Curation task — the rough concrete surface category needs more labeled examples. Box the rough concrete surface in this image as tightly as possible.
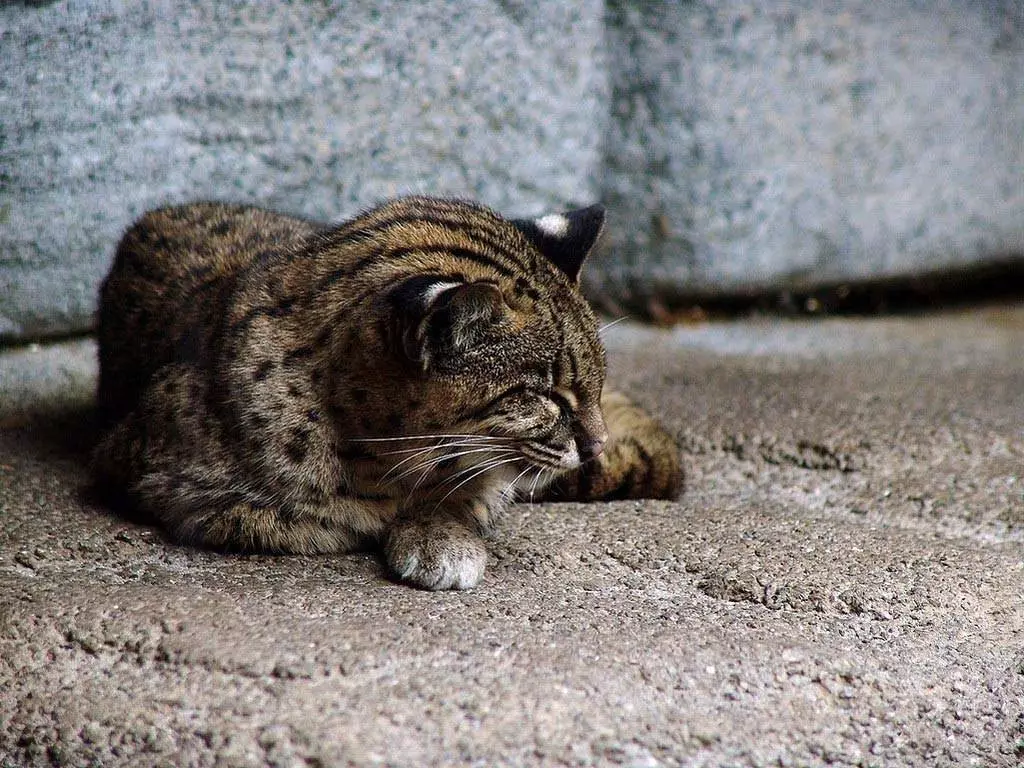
[1,308,1023,767]
[4,1,1023,341]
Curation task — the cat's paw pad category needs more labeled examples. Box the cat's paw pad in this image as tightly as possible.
[384,519,487,590]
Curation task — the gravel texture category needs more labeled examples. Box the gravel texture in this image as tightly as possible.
[2,308,1023,766]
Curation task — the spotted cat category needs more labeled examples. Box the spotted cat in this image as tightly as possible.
[92,197,682,589]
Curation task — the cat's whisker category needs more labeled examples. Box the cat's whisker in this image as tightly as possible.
[599,316,629,334]
[431,453,516,490]
[376,440,502,480]
[374,440,503,458]
[374,443,448,478]
[385,446,517,486]
[528,467,546,505]
[502,466,534,502]
[432,457,522,510]
[374,438,515,487]
[350,433,511,444]
[406,461,439,502]
[402,449,517,505]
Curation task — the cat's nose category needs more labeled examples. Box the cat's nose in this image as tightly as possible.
[577,432,607,462]
[575,406,608,463]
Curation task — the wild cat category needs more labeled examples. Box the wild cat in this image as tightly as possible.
[92,196,682,589]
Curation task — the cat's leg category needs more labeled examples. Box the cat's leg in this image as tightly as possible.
[92,363,231,519]
[540,391,683,502]
[168,497,396,555]
[382,501,489,590]
[105,445,398,555]
[93,365,395,555]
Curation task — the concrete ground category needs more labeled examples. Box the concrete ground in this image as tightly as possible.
[1,307,1022,767]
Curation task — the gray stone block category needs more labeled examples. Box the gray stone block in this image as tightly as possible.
[592,0,1024,305]
[2,1,1023,341]
[0,0,606,340]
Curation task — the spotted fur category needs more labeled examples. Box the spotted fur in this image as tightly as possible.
[92,197,682,589]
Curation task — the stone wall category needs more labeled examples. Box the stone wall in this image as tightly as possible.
[2,0,1022,341]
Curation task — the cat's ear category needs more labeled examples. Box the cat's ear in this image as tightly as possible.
[511,204,605,283]
[434,281,505,345]
[384,276,506,370]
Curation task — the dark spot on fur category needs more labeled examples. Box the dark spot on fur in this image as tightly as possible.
[307,409,321,422]
[232,515,249,547]
[276,506,299,524]
[211,221,231,236]
[514,277,541,301]
[360,416,373,430]
[310,368,323,386]
[268,298,296,318]
[341,329,360,356]
[287,384,302,397]
[352,389,368,404]
[328,404,347,423]
[256,249,278,264]
[175,327,202,361]
[250,413,269,430]
[315,326,332,349]
[336,446,371,462]
[437,456,457,471]
[283,346,314,365]
[408,399,422,410]
[134,308,152,332]
[387,412,403,430]
[426,420,443,429]
[253,361,274,381]
[286,430,309,463]
[187,264,214,281]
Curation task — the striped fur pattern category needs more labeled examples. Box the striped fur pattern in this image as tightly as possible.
[92,197,682,589]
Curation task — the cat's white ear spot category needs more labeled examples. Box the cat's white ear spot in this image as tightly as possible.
[535,214,569,238]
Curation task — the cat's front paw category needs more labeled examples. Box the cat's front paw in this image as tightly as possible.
[383,517,487,590]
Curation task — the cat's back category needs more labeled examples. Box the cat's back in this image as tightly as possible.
[97,202,321,422]
[103,202,321,305]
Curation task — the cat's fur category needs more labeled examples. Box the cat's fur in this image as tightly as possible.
[92,196,682,589]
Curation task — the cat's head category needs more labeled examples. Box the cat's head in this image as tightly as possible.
[361,200,609,480]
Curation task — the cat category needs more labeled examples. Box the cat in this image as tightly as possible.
[92,196,683,589]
